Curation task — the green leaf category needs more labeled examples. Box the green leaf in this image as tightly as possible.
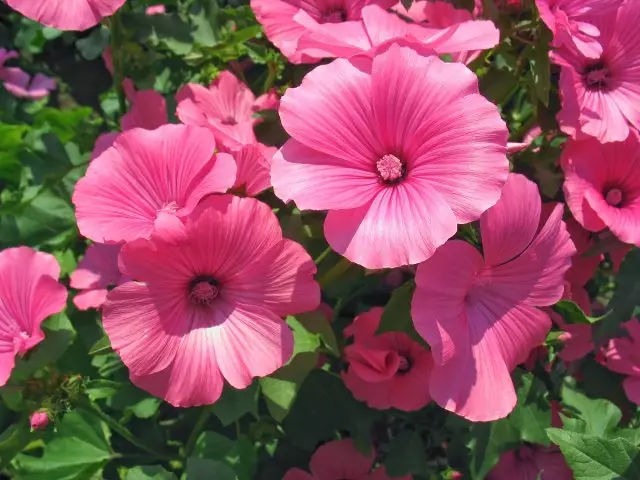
[286,316,321,355]
[466,420,520,479]
[0,423,31,470]
[125,466,176,480]
[76,27,109,60]
[530,26,552,106]
[547,429,640,480]
[554,300,603,324]
[260,352,318,422]
[193,432,256,480]
[561,380,622,436]
[14,411,112,480]
[507,371,551,445]
[212,383,259,426]
[377,280,425,345]
[296,311,339,356]
[34,107,94,144]
[384,430,428,476]
[186,459,236,480]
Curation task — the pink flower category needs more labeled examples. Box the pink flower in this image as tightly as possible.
[146,5,166,15]
[176,71,279,150]
[553,1,640,142]
[73,124,236,244]
[70,243,126,311]
[0,48,55,100]
[293,5,499,63]
[411,174,575,421]
[271,43,508,269]
[102,49,136,101]
[487,445,573,480]
[0,247,67,387]
[561,134,640,246]
[102,195,320,407]
[283,439,410,480]
[605,319,640,405]
[565,217,602,287]
[7,0,126,31]
[551,282,594,363]
[536,0,617,58]
[231,143,277,196]
[341,307,433,411]
[29,411,50,431]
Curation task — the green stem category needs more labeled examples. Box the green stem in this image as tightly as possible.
[263,61,277,92]
[78,402,169,459]
[184,406,213,459]
[109,12,127,117]
[314,246,332,265]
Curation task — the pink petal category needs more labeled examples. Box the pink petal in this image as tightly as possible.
[345,343,401,382]
[91,132,119,161]
[623,376,640,405]
[344,306,383,340]
[283,469,314,480]
[121,90,168,131]
[232,144,275,196]
[7,0,126,31]
[73,289,109,311]
[211,305,293,389]
[70,243,122,290]
[309,439,374,479]
[324,180,457,269]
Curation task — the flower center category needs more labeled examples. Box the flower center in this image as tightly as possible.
[397,355,412,374]
[13,330,31,355]
[321,9,347,23]
[221,116,237,126]
[605,187,623,206]
[584,61,611,91]
[189,276,219,306]
[376,154,405,184]
[159,201,179,214]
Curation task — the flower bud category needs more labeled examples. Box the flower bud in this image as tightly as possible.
[29,410,50,431]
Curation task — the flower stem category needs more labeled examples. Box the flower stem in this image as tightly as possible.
[109,11,127,117]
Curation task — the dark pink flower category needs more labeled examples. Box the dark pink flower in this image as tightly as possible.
[562,134,640,246]
[7,0,126,31]
[412,174,575,421]
[342,307,433,411]
[553,1,640,142]
[0,247,67,386]
[271,43,508,269]
[487,445,573,480]
[102,195,320,406]
[605,319,640,405]
[283,439,410,480]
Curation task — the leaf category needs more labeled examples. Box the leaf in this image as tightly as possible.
[466,420,520,479]
[546,429,640,480]
[286,316,321,355]
[561,380,622,437]
[377,280,425,345]
[194,432,256,480]
[384,430,428,476]
[0,124,28,184]
[186,459,236,480]
[260,352,318,422]
[530,26,552,106]
[507,371,551,445]
[125,466,176,480]
[0,423,31,470]
[34,107,94,144]
[212,383,259,426]
[76,27,109,60]
[296,311,339,356]
[14,411,112,480]
[554,300,603,325]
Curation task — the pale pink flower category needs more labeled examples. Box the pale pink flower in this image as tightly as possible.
[146,5,166,15]
[176,71,279,150]
[0,247,67,387]
[553,1,640,143]
[536,0,618,58]
[271,43,508,269]
[561,134,640,246]
[70,243,126,311]
[73,124,236,244]
[283,439,410,480]
[341,307,433,411]
[294,5,499,62]
[231,143,277,196]
[29,411,50,431]
[487,445,573,480]
[411,174,575,421]
[605,319,640,405]
[7,0,126,31]
[0,48,55,100]
[102,195,320,406]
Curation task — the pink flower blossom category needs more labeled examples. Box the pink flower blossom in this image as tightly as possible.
[0,49,55,100]
[70,243,127,311]
[536,0,617,58]
[271,43,508,269]
[74,124,236,244]
[553,1,640,142]
[411,174,575,421]
[283,439,410,480]
[146,5,166,15]
[565,217,602,287]
[561,134,640,246]
[341,307,433,411]
[176,71,279,150]
[487,445,573,480]
[0,247,67,387]
[7,0,126,31]
[231,143,277,196]
[550,282,594,363]
[29,411,50,431]
[102,195,320,407]
[605,319,640,405]
[102,49,136,101]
